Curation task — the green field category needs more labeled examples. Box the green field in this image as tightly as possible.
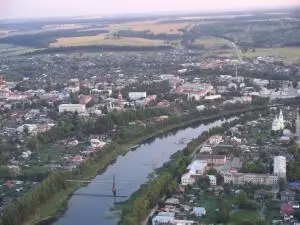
[243,47,300,63]
[50,35,168,47]
[194,37,230,48]
[230,210,261,224]
[0,44,38,56]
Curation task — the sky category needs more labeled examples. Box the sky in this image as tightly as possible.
[1,0,300,20]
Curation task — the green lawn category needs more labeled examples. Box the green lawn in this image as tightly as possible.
[192,194,219,224]
[23,186,77,225]
[243,47,300,63]
[194,37,230,48]
[230,210,260,224]
[0,44,38,56]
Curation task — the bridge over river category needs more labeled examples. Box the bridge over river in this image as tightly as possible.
[53,116,236,225]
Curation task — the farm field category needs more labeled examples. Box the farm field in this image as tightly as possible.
[0,44,38,56]
[42,23,87,31]
[107,20,188,34]
[50,35,167,47]
[243,47,300,63]
[194,37,230,48]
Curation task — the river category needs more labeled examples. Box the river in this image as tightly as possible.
[54,117,233,225]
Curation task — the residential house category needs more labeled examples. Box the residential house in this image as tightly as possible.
[192,207,206,217]
[90,139,106,148]
[207,175,217,186]
[152,212,175,225]
[208,135,223,145]
[281,190,296,202]
[197,154,227,166]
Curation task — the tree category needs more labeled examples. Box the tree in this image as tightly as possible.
[23,125,29,136]
[279,178,286,192]
[238,191,248,209]
[218,199,231,224]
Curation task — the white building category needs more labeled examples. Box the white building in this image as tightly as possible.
[207,175,217,186]
[204,95,222,100]
[208,135,223,145]
[272,110,285,131]
[274,156,286,178]
[16,124,37,134]
[196,105,206,111]
[128,92,147,100]
[58,104,86,113]
[90,139,106,148]
[187,160,207,175]
[223,173,279,185]
[181,172,196,186]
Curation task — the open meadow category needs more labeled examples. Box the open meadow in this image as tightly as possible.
[243,47,300,63]
[107,20,188,34]
[50,35,167,47]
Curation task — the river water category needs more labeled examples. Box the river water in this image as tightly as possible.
[54,118,232,225]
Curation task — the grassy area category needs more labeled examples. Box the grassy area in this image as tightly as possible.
[23,186,77,225]
[107,21,188,34]
[230,210,260,224]
[243,47,300,63]
[50,35,167,47]
[194,37,230,48]
[0,44,38,56]
[194,195,219,224]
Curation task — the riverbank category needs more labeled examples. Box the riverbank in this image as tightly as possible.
[117,109,263,225]
[20,105,269,225]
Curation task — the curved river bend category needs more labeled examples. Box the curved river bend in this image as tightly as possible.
[54,118,233,225]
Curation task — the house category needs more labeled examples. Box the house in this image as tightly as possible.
[16,124,37,134]
[207,175,217,186]
[78,95,92,105]
[128,92,147,100]
[165,198,180,206]
[196,105,205,111]
[200,145,212,154]
[90,139,106,148]
[223,173,279,185]
[192,207,206,217]
[197,154,227,166]
[281,202,294,216]
[187,160,208,175]
[181,172,196,186]
[21,151,32,159]
[208,135,223,145]
[230,137,242,145]
[281,191,296,202]
[68,139,79,146]
[152,212,175,225]
[72,155,84,163]
[58,104,86,113]
[204,95,222,100]
[280,136,291,145]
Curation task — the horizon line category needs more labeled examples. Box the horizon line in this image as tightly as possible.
[1,5,299,23]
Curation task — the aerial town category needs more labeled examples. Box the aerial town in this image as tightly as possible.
[1,5,300,225]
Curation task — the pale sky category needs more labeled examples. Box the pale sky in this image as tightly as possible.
[1,0,299,19]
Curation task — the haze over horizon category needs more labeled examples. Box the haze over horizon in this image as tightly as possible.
[1,0,300,20]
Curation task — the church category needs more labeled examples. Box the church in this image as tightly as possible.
[272,110,285,132]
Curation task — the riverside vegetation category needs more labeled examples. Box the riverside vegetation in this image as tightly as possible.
[117,110,264,225]
[0,103,269,225]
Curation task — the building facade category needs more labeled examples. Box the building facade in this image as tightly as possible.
[274,156,286,178]
[58,104,86,113]
[128,92,147,100]
[223,173,279,185]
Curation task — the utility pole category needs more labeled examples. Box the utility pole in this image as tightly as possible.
[112,174,116,199]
